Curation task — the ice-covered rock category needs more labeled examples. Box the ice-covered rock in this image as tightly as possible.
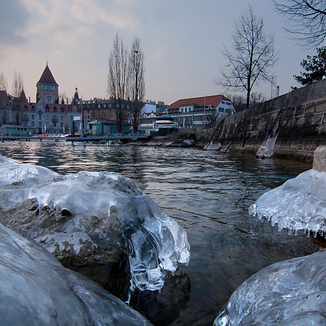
[214,249,326,326]
[0,156,190,292]
[0,222,152,325]
[249,169,326,237]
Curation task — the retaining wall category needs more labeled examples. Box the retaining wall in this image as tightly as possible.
[198,79,326,162]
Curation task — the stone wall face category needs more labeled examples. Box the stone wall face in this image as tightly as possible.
[202,79,326,162]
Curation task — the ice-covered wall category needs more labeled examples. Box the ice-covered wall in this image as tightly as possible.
[0,156,190,293]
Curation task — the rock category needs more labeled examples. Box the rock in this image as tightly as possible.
[313,145,326,172]
[0,156,190,293]
[0,222,152,326]
[214,250,326,326]
[0,198,126,267]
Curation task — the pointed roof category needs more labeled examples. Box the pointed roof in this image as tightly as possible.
[19,89,27,103]
[37,64,58,85]
[0,90,11,106]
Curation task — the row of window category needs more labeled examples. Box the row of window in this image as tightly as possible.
[24,107,65,113]
[23,121,64,128]
[23,114,65,120]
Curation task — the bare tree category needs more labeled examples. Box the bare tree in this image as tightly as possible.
[217,5,278,108]
[11,72,25,125]
[107,34,128,133]
[11,71,24,97]
[250,92,267,106]
[128,37,145,133]
[273,0,326,47]
[0,72,8,91]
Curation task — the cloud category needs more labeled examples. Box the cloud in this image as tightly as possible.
[70,0,139,30]
[0,0,30,46]
[19,0,140,46]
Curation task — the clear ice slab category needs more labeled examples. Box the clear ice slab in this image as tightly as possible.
[0,222,152,325]
[249,169,326,237]
[214,249,326,326]
[0,156,190,292]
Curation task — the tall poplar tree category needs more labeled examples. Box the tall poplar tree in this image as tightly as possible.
[128,37,145,133]
[107,34,128,134]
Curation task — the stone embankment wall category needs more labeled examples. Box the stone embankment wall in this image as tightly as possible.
[196,79,326,162]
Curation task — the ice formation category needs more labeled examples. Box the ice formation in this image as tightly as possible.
[256,135,278,158]
[214,249,326,326]
[249,169,326,237]
[0,222,152,325]
[0,156,190,292]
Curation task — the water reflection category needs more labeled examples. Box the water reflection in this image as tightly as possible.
[0,141,319,326]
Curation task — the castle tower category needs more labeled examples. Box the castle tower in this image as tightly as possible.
[36,64,59,104]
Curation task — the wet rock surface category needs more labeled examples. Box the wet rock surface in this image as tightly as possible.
[0,222,152,326]
[0,197,126,267]
[0,155,190,294]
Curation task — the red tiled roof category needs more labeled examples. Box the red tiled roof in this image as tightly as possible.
[37,65,58,85]
[168,95,230,111]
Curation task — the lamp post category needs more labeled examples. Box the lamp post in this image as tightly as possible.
[134,50,139,135]
[204,94,206,126]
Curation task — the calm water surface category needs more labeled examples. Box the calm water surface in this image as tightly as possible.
[0,141,321,326]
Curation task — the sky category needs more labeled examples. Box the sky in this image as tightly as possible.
[0,0,317,105]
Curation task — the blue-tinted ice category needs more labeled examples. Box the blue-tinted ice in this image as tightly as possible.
[214,250,326,326]
[214,169,326,326]
[0,222,152,325]
[0,156,190,292]
[249,169,326,237]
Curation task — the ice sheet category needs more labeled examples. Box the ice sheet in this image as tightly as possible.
[249,169,326,237]
[0,156,190,292]
[214,249,326,326]
[0,222,152,325]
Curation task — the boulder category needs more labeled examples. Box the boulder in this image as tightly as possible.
[0,222,152,325]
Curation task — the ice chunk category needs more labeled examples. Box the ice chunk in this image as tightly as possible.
[0,222,152,325]
[249,169,326,236]
[0,156,190,292]
[214,249,326,326]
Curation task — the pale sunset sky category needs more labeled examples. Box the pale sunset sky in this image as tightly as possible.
[0,0,316,105]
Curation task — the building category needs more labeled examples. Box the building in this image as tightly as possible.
[18,65,82,134]
[168,95,235,128]
[80,97,117,123]
[139,111,161,133]
[36,64,59,104]
[87,119,130,136]
[0,124,34,136]
[0,90,13,125]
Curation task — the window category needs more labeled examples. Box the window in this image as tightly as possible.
[32,121,34,127]
[38,122,42,127]
[61,108,64,112]
[46,115,49,120]
[219,107,224,112]
[53,122,56,127]
[31,114,34,120]
[61,116,63,121]
[39,114,42,120]
[46,95,53,103]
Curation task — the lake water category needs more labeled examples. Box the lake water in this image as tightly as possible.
[0,141,323,326]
